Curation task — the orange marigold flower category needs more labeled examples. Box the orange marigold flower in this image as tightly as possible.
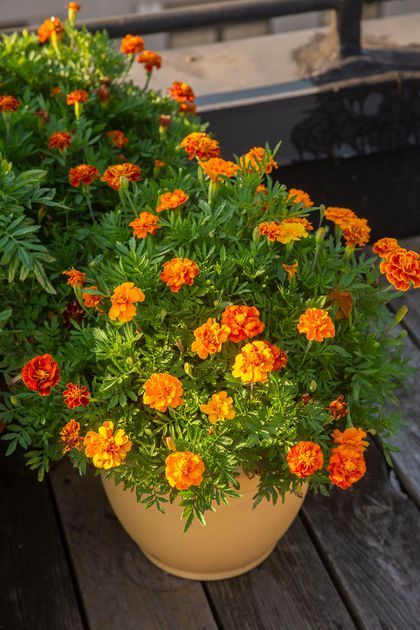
[328,395,348,420]
[297,308,335,342]
[66,90,88,105]
[154,159,165,169]
[259,221,283,241]
[62,268,86,288]
[160,258,199,293]
[69,164,100,187]
[84,421,132,469]
[242,147,278,174]
[287,441,324,478]
[109,282,145,323]
[256,184,267,195]
[68,2,81,10]
[0,95,20,112]
[82,286,103,312]
[342,217,371,248]
[283,216,313,231]
[327,444,366,489]
[263,342,288,371]
[372,237,399,258]
[21,354,60,396]
[102,163,142,190]
[168,81,195,103]
[156,189,189,213]
[48,131,72,151]
[120,34,144,55]
[283,262,299,280]
[143,373,183,412]
[60,419,83,453]
[37,17,64,43]
[198,157,239,182]
[137,50,162,72]
[221,305,264,343]
[165,451,204,490]
[232,340,275,384]
[63,383,90,409]
[179,102,197,115]
[106,130,129,148]
[180,132,220,161]
[379,248,420,291]
[326,287,353,320]
[191,318,230,359]
[324,207,357,228]
[277,221,308,244]
[332,427,369,451]
[50,86,62,97]
[200,391,236,423]
[129,212,160,239]
[287,188,314,208]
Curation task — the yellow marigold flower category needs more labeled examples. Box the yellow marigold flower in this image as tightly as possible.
[129,212,160,239]
[62,268,86,288]
[379,247,420,292]
[297,308,335,342]
[327,444,366,489]
[324,207,357,228]
[60,419,83,453]
[326,287,353,320]
[232,340,275,384]
[278,221,308,244]
[109,282,145,323]
[120,34,144,55]
[198,157,239,182]
[156,189,189,213]
[328,395,348,420]
[242,147,278,174]
[143,373,183,412]
[165,451,204,490]
[372,237,399,258]
[332,427,368,451]
[137,50,162,72]
[282,262,298,280]
[342,217,371,249]
[200,391,236,423]
[84,421,132,469]
[287,441,324,478]
[283,216,313,231]
[180,132,220,161]
[160,258,199,293]
[221,305,265,343]
[191,318,230,359]
[287,188,314,208]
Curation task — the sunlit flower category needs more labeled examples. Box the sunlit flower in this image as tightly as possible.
[221,305,265,343]
[60,419,83,453]
[191,318,230,359]
[84,421,132,469]
[109,282,145,323]
[180,132,220,161]
[324,207,357,228]
[232,340,275,384]
[49,131,72,151]
[69,164,100,187]
[282,262,299,280]
[332,427,368,451]
[0,95,20,112]
[198,157,239,182]
[242,147,278,174]
[327,444,366,489]
[200,391,236,423]
[287,441,324,478]
[137,50,162,72]
[160,258,199,293]
[168,81,195,102]
[287,188,314,208]
[106,130,128,148]
[120,34,144,55]
[165,451,204,489]
[342,217,371,248]
[62,268,86,288]
[63,383,90,409]
[37,17,64,43]
[326,287,353,320]
[66,89,88,105]
[372,237,400,258]
[283,216,313,231]
[156,189,189,213]
[129,212,160,239]
[82,286,103,312]
[143,373,183,412]
[297,308,335,342]
[328,395,348,420]
[379,248,420,291]
[102,163,142,190]
[21,354,60,396]
[276,221,308,244]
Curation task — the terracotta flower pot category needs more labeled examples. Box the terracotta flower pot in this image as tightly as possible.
[102,473,307,580]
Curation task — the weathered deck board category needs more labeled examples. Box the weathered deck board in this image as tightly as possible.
[49,461,218,630]
[0,450,84,630]
[204,517,355,630]
[302,441,420,630]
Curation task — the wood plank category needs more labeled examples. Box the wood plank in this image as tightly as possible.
[49,461,218,630]
[302,441,420,630]
[204,517,355,629]
[0,449,84,630]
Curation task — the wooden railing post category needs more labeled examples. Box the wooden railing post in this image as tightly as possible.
[337,0,363,58]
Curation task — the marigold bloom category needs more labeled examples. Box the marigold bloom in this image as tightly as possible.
[287,188,314,208]
[259,221,283,242]
[62,268,86,288]
[283,262,299,280]
[287,441,324,478]
[329,395,348,420]
[180,132,220,161]
[297,308,335,342]
[156,189,189,213]
[137,50,162,72]
[160,258,199,293]
[283,216,313,231]
[50,86,62,97]
[143,373,183,412]
[154,159,165,169]
[332,427,368,451]
[21,354,60,396]
[191,318,230,359]
[327,444,366,489]
[120,34,144,55]
[327,287,353,320]
[372,237,400,258]
[63,383,90,409]
[159,114,172,128]
[342,217,371,248]
[221,305,265,343]
[106,130,128,148]
[66,90,88,105]
[68,3,81,24]
[179,102,197,115]
[48,131,72,151]
[277,221,308,244]
[0,95,20,112]
[198,157,239,182]
[263,342,288,371]
[232,340,275,384]
[200,391,236,423]
[69,164,100,187]
[129,212,160,239]
[60,419,83,453]
[168,81,195,103]
[37,17,64,43]
[102,163,142,190]
[63,300,85,328]
[165,451,204,490]
[324,207,356,228]
[82,286,103,312]
[379,248,420,291]
[109,282,145,323]
[84,421,132,469]
[242,147,278,174]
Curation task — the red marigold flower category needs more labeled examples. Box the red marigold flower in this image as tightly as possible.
[49,131,72,151]
[63,300,85,328]
[297,308,335,342]
[379,247,420,291]
[69,164,100,187]
[137,50,162,72]
[0,95,20,112]
[263,341,288,371]
[102,163,142,190]
[287,188,314,208]
[327,444,366,489]
[120,34,144,55]
[179,102,197,115]
[221,305,265,343]
[50,86,62,97]
[106,130,129,148]
[156,189,189,213]
[63,383,90,409]
[168,81,195,103]
[60,419,83,453]
[242,147,278,174]
[328,395,348,420]
[129,212,160,239]
[342,217,371,248]
[180,132,220,161]
[160,258,199,293]
[287,441,324,478]
[37,17,64,43]
[191,318,230,359]
[66,90,89,105]
[62,268,86,288]
[21,354,60,396]
[82,286,103,312]
[96,83,110,102]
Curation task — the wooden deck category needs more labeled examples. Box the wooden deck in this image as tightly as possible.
[1,237,419,630]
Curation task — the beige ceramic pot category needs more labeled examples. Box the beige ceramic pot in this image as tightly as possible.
[102,473,306,580]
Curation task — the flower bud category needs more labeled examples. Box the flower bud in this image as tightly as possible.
[394,305,408,324]
[184,362,193,377]
[315,227,326,243]
[164,436,176,451]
